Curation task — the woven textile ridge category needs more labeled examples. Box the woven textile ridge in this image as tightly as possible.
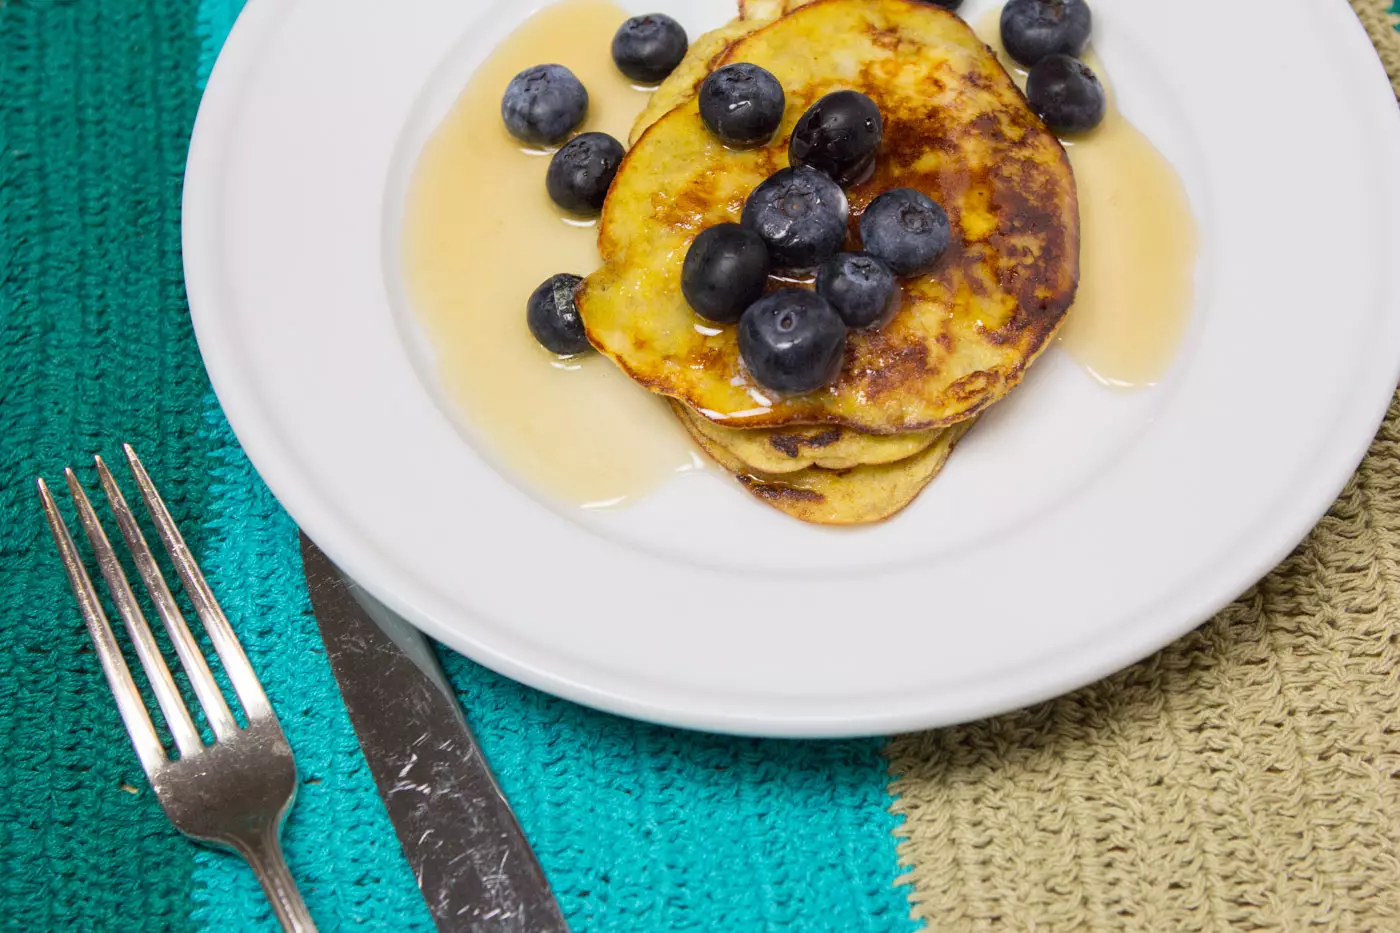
[888,394,1400,929]
[0,2,208,929]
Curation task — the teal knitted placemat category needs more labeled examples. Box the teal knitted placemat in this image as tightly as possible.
[0,2,207,929]
[0,2,919,930]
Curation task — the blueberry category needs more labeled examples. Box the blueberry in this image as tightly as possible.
[741,166,850,272]
[546,132,625,215]
[999,0,1092,68]
[1026,54,1105,134]
[789,91,884,187]
[859,188,950,277]
[698,63,786,148]
[816,252,898,330]
[501,64,588,147]
[919,0,963,9]
[612,14,688,84]
[739,289,847,394]
[527,273,590,355]
[682,224,771,324]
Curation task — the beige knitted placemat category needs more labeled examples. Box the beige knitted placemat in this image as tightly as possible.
[886,5,1400,929]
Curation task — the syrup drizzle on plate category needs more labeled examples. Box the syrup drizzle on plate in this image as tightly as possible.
[974,9,1198,389]
[401,0,1199,511]
[401,0,703,510]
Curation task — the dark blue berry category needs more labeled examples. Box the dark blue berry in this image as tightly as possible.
[920,0,964,10]
[612,14,688,84]
[741,166,849,272]
[501,64,588,147]
[546,132,625,215]
[1026,54,1105,134]
[859,188,950,277]
[527,274,590,355]
[739,289,847,394]
[682,224,771,324]
[699,63,786,148]
[789,91,884,187]
[1000,0,1092,68]
[816,253,898,330]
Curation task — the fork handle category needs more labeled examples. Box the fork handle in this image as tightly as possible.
[236,831,317,932]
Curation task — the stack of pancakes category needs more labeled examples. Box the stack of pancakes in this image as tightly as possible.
[579,0,1079,524]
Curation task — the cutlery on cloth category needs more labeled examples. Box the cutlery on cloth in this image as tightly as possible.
[38,445,316,933]
[300,533,569,932]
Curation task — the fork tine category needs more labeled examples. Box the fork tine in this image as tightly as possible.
[95,455,240,742]
[122,445,272,720]
[64,469,204,758]
[37,477,167,775]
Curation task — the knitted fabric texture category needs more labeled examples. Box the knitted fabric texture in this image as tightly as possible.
[0,2,206,930]
[1,1,1397,932]
[886,395,1400,931]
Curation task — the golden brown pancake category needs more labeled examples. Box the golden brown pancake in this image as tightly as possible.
[675,403,940,473]
[678,408,973,524]
[739,0,787,20]
[634,11,950,481]
[581,0,1079,433]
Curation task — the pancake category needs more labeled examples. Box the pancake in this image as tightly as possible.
[581,0,1079,433]
[739,0,787,19]
[675,403,940,473]
[632,21,948,475]
[635,10,950,477]
[678,407,974,524]
[630,7,935,476]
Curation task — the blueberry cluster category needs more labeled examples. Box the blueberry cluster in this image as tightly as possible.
[505,14,690,356]
[1001,0,1105,134]
[508,2,1107,373]
[683,74,954,394]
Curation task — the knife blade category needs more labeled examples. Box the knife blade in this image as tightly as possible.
[299,532,569,933]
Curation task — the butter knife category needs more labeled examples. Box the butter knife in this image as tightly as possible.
[299,533,569,932]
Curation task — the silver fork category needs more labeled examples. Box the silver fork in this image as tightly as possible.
[37,445,316,933]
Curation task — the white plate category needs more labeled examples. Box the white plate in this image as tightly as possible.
[185,0,1400,736]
